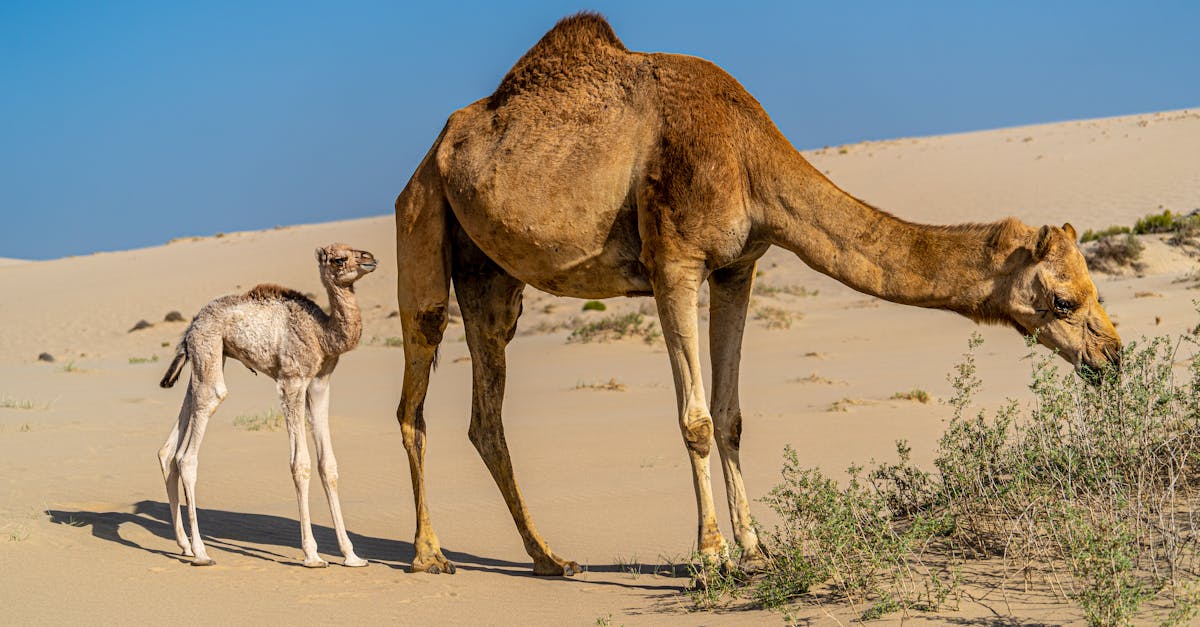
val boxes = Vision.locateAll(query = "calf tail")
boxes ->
[159,340,190,388]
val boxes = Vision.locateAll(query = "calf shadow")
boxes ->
[48,500,520,573]
[45,501,686,592]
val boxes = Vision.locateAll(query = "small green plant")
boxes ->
[233,409,284,432]
[567,313,660,344]
[685,550,743,609]
[128,355,160,364]
[753,306,796,330]
[582,300,607,312]
[60,361,81,373]
[573,378,627,391]
[384,336,405,347]
[0,396,36,410]
[1133,209,1178,234]
[890,388,930,403]
[755,283,819,298]
[1079,225,1131,243]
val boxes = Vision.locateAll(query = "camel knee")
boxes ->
[292,462,312,484]
[318,458,338,483]
[681,407,713,457]
[415,306,447,346]
[715,411,743,451]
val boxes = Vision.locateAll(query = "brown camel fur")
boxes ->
[392,13,1121,576]
[158,243,376,567]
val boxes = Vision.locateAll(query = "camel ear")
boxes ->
[1062,223,1077,241]
[315,247,327,263]
[1034,225,1055,260]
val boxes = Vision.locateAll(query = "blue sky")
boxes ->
[2,0,1198,260]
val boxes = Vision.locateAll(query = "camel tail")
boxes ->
[159,341,189,388]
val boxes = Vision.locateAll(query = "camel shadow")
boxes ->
[45,502,685,592]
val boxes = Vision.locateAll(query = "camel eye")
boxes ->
[1053,295,1075,315]
[332,257,347,267]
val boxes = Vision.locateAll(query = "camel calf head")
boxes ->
[316,243,377,287]
[1001,223,1121,375]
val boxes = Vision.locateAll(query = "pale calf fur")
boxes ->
[158,243,375,567]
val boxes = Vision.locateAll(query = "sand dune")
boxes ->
[1,109,1198,624]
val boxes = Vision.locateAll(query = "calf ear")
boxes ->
[1035,225,1055,260]
[1061,223,1078,241]
[315,247,327,263]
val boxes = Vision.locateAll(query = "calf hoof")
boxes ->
[190,558,216,567]
[534,558,582,577]
[343,555,368,568]
[303,558,329,568]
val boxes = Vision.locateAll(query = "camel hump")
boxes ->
[491,12,629,104]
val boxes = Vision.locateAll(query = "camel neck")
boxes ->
[321,282,362,356]
[764,154,1024,317]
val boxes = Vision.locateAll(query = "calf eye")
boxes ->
[1053,295,1075,314]
[332,258,347,267]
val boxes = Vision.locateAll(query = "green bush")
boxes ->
[711,331,1200,624]
[582,300,607,312]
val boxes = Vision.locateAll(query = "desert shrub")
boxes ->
[233,409,284,431]
[890,389,930,403]
[754,306,797,330]
[582,300,607,312]
[1084,233,1145,273]
[1079,225,1131,243]
[721,331,1200,624]
[567,313,660,344]
[1134,210,1178,234]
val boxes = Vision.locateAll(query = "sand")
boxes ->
[1,109,1198,624]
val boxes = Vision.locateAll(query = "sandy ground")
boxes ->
[1,109,1198,625]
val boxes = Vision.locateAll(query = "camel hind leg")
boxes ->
[394,149,454,573]
[453,228,580,576]
[158,389,194,556]
[174,352,227,566]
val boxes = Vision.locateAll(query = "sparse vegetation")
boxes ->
[755,283,819,298]
[1079,224,1132,243]
[384,336,405,347]
[754,306,797,330]
[567,313,660,344]
[60,361,82,373]
[890,388,930,403]
[573,378,627,392]
[582,300,607,312]
[0,396,36,410]
[1084,233,1145,273]
[128,355,159,364]
[232,409,285,432]
[683,331,1200,624]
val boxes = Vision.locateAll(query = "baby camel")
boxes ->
[157,243,376,567]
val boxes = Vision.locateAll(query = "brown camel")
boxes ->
[392,13,1121,576]
[158,243,376,567]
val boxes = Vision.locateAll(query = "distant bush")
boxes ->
[582,300,607,312]
[567,313,660,344]
[1079,225,1131,243]
[1084,233,1145,274]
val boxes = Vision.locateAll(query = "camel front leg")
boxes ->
[454,242,580,576]
[651,260,728,562]
[708,263,767,571]
[281,379,324,568]
[306,375,367,567]
[158,389,193,556]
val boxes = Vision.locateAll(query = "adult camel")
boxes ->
[393,13,1121,575]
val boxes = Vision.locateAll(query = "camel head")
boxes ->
[316,243,377,287]
[998,222,1121,376]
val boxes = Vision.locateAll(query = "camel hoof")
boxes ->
[411,556,456,574]
[738,551,770,576]
[190,558,216,567]
[533,559,582,577]
[303,558,329,568]
[343,555,368,568]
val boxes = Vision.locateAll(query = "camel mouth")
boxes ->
[360,262,377,272]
